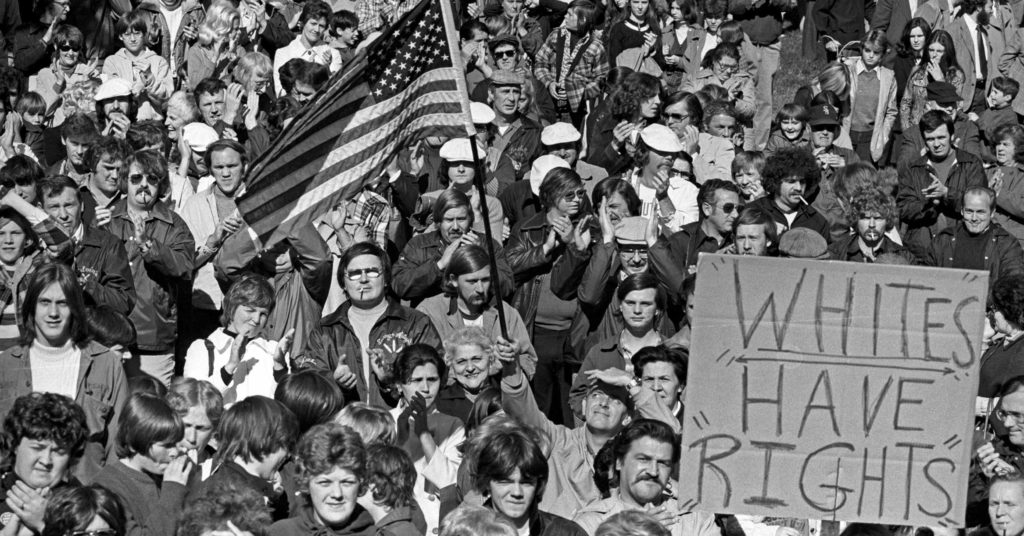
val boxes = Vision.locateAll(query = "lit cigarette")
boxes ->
[797,195,809,206]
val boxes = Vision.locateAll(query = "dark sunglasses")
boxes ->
[57,44,77,52]
[719,202,743,214]
[662,112,689,122]
[494,49,517,59]
[128,173,157,186]
[562,189,587,202]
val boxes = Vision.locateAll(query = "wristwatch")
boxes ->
[627,378,641,395]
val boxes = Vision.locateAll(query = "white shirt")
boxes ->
[183,328,282,406]
[29,340,81,400]
[272,37,343,96]
[159,5,184,69]
[700,33,720,65]
[962,14,985,79]
[626,170,700,235]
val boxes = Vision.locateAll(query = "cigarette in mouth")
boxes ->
[797,195,808,205]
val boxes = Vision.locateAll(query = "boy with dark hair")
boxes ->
[358,444,422,536]
[331,10,360,65]
[974,76,1021,163]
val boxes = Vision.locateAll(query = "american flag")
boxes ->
[236,0,475,245]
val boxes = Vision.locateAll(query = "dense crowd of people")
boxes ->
[1,0,1024,535]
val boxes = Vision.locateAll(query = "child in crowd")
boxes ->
[357,444,421,536]
[844,30,897,165]
[86,304,137,364]
[764,103,810,156]
[14,92,46,157]
[973,76,1021,163]
[101,10,173,111]
[732,150,765,202]
[336,401,398,445]
[331,10,360,65]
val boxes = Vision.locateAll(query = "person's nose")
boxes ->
[511,482,524,497]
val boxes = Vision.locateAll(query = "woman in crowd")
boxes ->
[268,423,374,536]
[30,25,95,126]
[899,29,964,131]
[389,344,465,535]
[393,190,513,306]
[606,0,664,75]
[614,123,699,234]
[988,125,1024,248]
[185,0,243,90]
[274,370,345,435]
[588,72,661,174]
[272,1,342,96]
[93,393,190,536]
[41,485,126,536]
[893,18,931,111]
[680,43,755,122]
[0,393,87,535]
[183,275,293,406]
[979,274,1024,398]
[434,327,499,422]
[423,138,504,239]
[166,377,223,480]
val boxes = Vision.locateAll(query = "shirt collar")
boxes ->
[855,59,877,75]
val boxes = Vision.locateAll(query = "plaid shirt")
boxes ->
[356,0,419,36]
[351,189,392,248]
[533,29,608,112]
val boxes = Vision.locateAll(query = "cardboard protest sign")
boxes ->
[678,254,988,527]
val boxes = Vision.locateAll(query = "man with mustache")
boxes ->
[107,150,195,383]
[748,146,831,243]
[827,189,909,262]
[573,419,720,536]
[728,205,776,257]
[926,186,1023,280]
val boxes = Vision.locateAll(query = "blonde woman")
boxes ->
[185,0,243,89]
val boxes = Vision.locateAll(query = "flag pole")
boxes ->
[468,140,509,340]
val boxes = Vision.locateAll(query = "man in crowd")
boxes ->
[927,186,1024,280]
[48,114,99,185]
[730,206,776,257]
[829,188,909,262]
[749,147,831,241]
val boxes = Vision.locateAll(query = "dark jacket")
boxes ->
[729,0,785,45]
[72,225,137,316]
[136,0,205,70]
[899,117,983,167]
[749,195,833,243]
[293,299,442,407]
[827,232,911,262]
[11,22,48,76]
[897,150,987,261]
[926,222,1024,281]
[649,221,720,298]
[499,178,542,231]
[93,462,187,536]
[493,116,544,183]
[505,212,590,338]
[530,508,588,536]
[0,341,129,483]
[107,201,195,352]
[269,504,375,536]
[374,505,420,536]
[192,461,289,521]
[436,377,499,423]
[391,231,513,306]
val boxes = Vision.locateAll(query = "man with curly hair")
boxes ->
[747,147,831,241]
[828,188,910,262]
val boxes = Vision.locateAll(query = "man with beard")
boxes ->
[728,206,776,256]
[927,186,1023,280]
[415,244,536,378]
[829,188,909,262]
[616,124,698,236]
[36,175,135,315]
[80,136,130,228]
[487,70,542,182]
[93,78,134,140]
[650,179,740,296]
[107,150,194,383]
[898,109,986,261]
[573,419,721,536]
[748,147,831,241]
[46,114,98,183]
[569,271,666,420]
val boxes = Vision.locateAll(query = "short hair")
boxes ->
[331,10,359,31]
[126,120,167,151]
[335,402,397,446]
[861,29,889,54]
[86,136,131,171]
[992,274,1024,328]
[611,419,679,467]
[608,72,661,122]
[663,91,703,126]
[0,154,44,187]
[591,178,640,216]
[702,100,737,129]
[439,505,517,536]
[37,174,81,204]
[4,392,88,457]
[21,263,90,347]
[392,343,447,386]
[464,387,503,436]
[233,52,273,90]
[700,42,741,70]
[204,138,249,171]
[459,20,488,42]
[774,103,808,127]
[115,393,184,458]
[992,76,1021,100]
[41,485,126,536]
[219,274,275,327]
[0,207,38,255]
[167,91,200,125]
[442,326,495,370]
[298,0,333,28]
[697,178,741,215]
[294,61,330,90]
[15,92,45,116]
[278,58,307,94]
[54,24,84,52]
[115,8,149,35]
[846,188,897,230]
[61,113,99,143]
[963,185,997,209]
[731,205,778,246]
[338,241,392,287]
[994,124,1024,165]
[363,444,415,509]
[214,396,299,465]
[595,510,671,536]
[444,245,491,296]
[632,346,687,386]
[816,62,851,98]
[122,149,170,198]
[919,109,954,137]
[294,423,366,491]
[762,147,821,197]
[593,438,617,498]
[274,371,345,434]
[177,479,272,536]
[86,304,136,349]
[616,272,666,311]
[432,188,475,228]
[732,150,765,177]
[999,375,1024,399]
[195,78,227,101]
[473,426,548,500]
[539,167,584,209]
[167,377,225,430]
[129,376,168,398]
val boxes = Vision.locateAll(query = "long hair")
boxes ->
[20,263,91,347]
[896,17,931,58]
[921,30,962,76]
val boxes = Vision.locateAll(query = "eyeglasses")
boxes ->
[662,112,689,123]
[671,170,694,181]
[997,408,1024,423]
[588,390,625,407]
[618,245,648,257]
[70,530,118,536]
[716,61,739,73]
[494,49,517,59]
[128,174,157,186]
[344,267,382,281]
[562,189,587,202]
[57,44,77,52]
[718,202,743,214]
[122,29,144,38]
